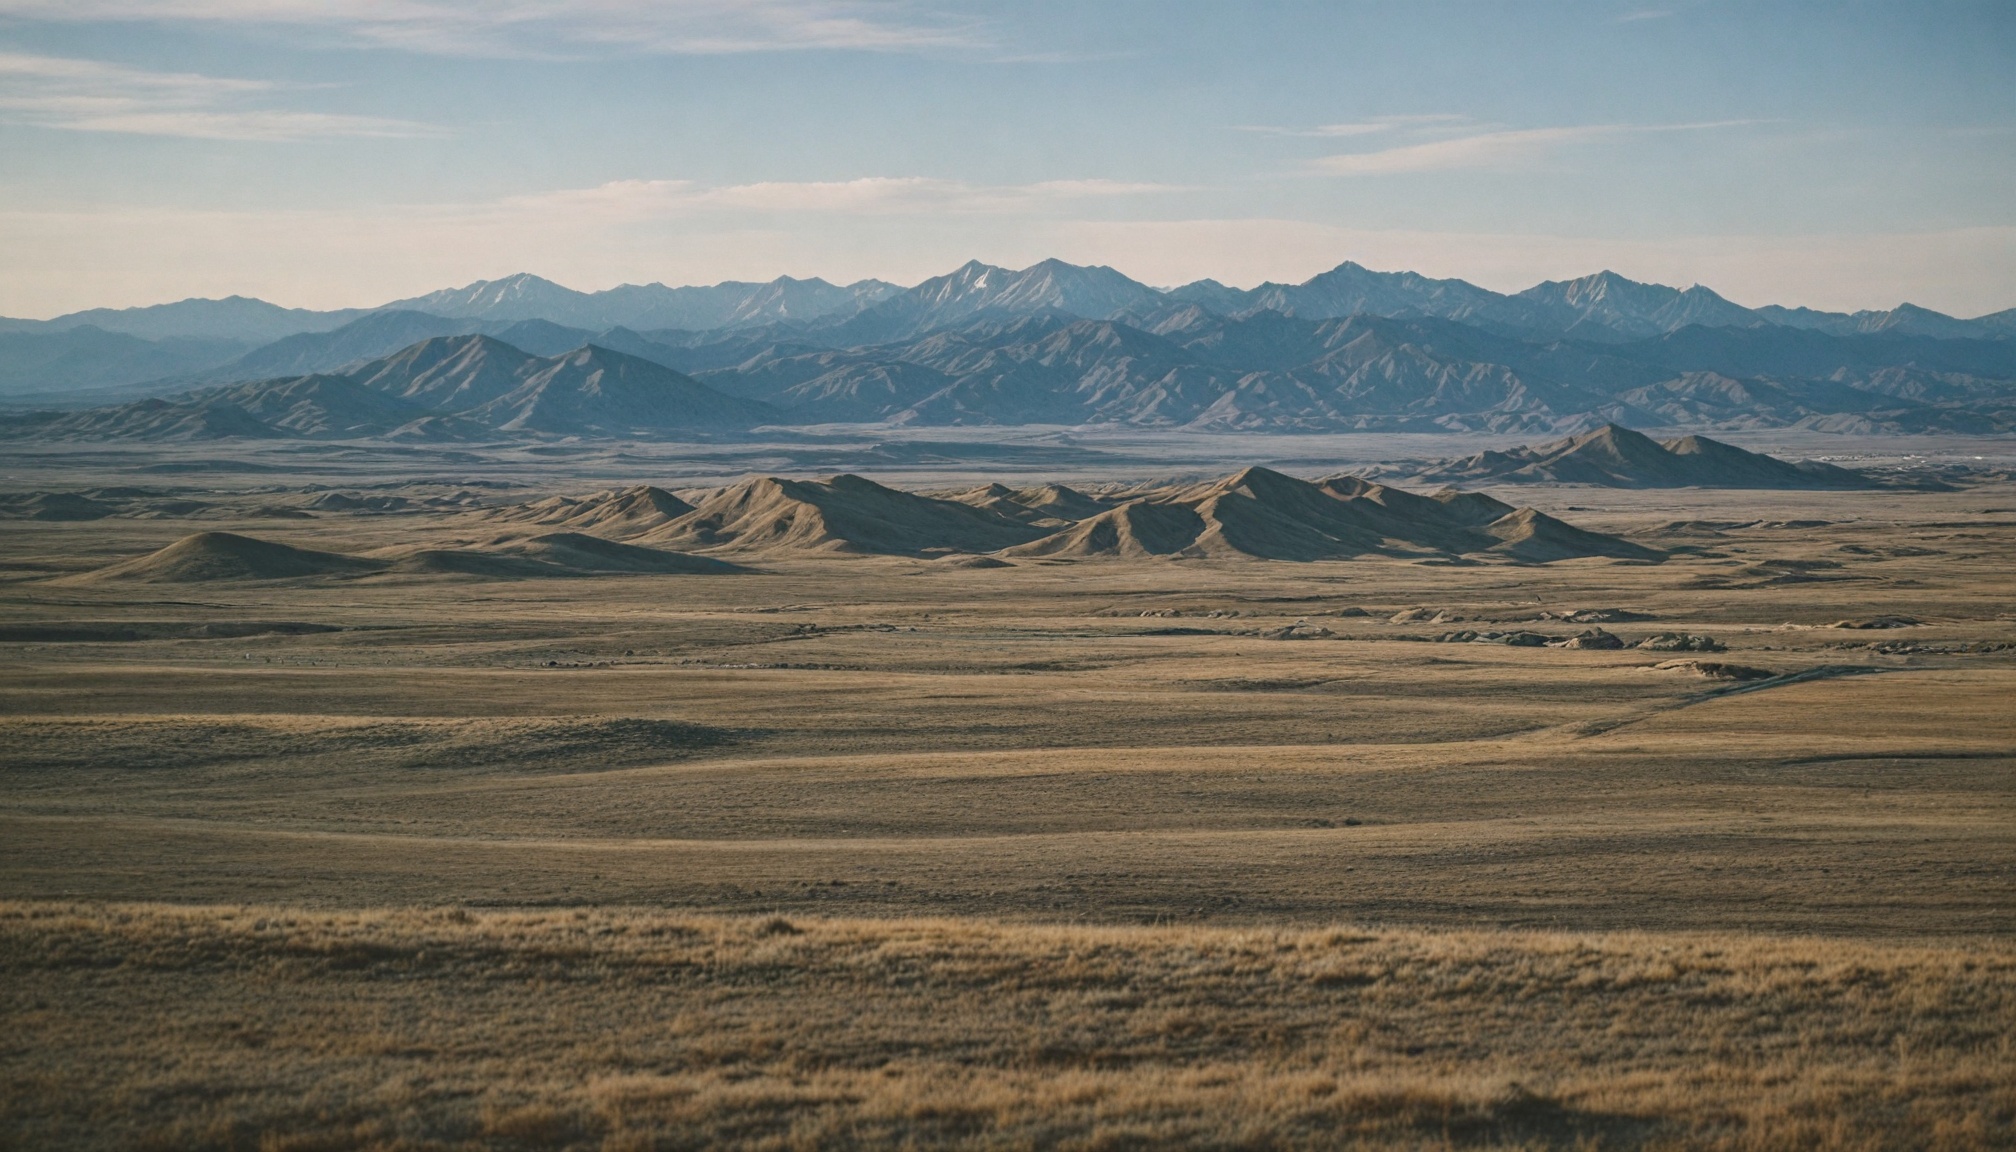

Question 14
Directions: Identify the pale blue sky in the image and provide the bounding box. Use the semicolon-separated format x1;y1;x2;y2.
0;1;2011;316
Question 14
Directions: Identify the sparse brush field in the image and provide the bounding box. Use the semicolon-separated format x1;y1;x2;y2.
6;903;2014;1151
2;453;2015;1149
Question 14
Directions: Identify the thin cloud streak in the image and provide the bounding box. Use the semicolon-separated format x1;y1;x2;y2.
0;51;439;139
1236;115;1467;138
0;1;984;58
1319;125;1622;173
502;176;1180;217
58;110;438;141
1317;121;1754;174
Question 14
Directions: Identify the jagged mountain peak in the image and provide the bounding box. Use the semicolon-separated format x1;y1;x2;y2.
955;260;1010;282
1298;259;1456;290
1520;270;1669;307
372;273;899;332
1887;302;1945;318
918;259;1150;307
1228;260;1506;323
430;273;573;307
823;259;1166;344
377;274;592;322
360;331;527;372
1510;272;1769;337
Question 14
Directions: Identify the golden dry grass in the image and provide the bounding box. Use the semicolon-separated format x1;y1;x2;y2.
5;902;2014;1151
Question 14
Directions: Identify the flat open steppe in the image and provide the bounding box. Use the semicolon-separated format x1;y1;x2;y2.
3;451;2014;1149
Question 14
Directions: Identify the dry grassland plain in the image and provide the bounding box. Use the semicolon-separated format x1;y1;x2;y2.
2;440;2014;1150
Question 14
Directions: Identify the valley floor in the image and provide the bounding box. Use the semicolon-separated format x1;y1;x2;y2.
2;450;2013;1149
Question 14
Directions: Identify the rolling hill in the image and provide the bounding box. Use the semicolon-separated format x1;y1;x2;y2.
1042;466;1664;562
603;467;1661;564
474;485;698;536
640;474;1050;557
81;468;1663;574
1414;424;1882;488
374;532;746;577
73;532;386;582
72;527;747;583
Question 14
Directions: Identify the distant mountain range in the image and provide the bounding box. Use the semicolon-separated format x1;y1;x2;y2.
0;295;370;343
10;260;2011;349
4;258;2014;436
377;273;902;332
0;274;901;401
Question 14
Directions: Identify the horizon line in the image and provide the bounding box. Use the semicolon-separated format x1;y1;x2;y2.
9;256;2011;324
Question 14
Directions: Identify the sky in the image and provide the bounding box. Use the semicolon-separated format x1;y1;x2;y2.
0;0;2011;318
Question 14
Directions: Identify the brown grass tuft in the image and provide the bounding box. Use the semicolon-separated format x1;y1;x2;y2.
3;901;2013;1149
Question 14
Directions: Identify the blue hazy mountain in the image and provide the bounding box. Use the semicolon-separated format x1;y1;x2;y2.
0;296;368;342
9;335;771;440
5;259;2012;432
377;273;903;331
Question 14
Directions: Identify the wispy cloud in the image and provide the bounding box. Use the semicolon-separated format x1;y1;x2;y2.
989;49;1136;65
0;1;982;58
1318;125;1622;174
1614;9;1674;23
504;176;1178;217
0;51;438;139
1315;121;1751;175
1236;115;1467;139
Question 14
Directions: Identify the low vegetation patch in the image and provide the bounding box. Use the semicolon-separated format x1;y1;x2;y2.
4;902;2012;1150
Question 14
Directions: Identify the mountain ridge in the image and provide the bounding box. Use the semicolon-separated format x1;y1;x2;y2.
14;307;2016;438
4;335;772;441
9;259;2009;349
379;273;905;332
6;259;2012;434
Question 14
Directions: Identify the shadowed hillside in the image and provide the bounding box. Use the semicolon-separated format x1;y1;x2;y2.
458;469;1662;564
1010;467;1663;562
376;532;747;577
473;485;697;535
7;338;773;441
71;531;387;582
1416;424;1885;488
72;528;746;583
642;474;1050;557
